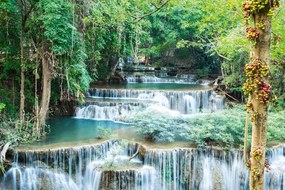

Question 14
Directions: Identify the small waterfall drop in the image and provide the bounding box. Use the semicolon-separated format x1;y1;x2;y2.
84;162;102;190
126;75;196;84
183;95;196;114
76;102;143;120
265;145;285;189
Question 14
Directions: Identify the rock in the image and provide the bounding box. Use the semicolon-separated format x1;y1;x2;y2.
108;72;127;84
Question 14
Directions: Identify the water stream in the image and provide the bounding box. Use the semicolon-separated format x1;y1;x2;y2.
1;73;284;189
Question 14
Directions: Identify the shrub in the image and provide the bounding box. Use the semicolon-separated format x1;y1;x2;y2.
0;115;47;146
128;105;285;148
96;126;112;139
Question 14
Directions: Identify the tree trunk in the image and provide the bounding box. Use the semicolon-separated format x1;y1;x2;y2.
34;63;40;134
19;27;25;121
246;2;273;190
39;52;52;127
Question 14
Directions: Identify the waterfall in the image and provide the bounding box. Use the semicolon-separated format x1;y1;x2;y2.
3;142;284;190
126;75;196;84
265;145;285;189
144;145;285;190
134;166;157;190
0;141;155;190
1;141;116;190
87;88;224;114
84;162;102;190
144;148;249;190
183;95;196;114
76;102;144;120
97;166;157;190
2;167;79;190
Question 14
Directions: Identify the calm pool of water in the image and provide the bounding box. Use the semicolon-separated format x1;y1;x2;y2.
31;117;127;146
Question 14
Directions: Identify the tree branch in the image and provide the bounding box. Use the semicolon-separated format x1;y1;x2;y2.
216;87;240;103
135;0;170;22
208;39;231;61
129;145;140;161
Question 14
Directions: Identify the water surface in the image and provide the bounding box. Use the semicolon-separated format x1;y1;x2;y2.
30;117;127;147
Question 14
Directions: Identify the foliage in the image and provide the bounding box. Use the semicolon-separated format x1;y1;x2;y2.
96;126;112;139
0;115;46;146
36;0;92;101
0;0;284;148
216;0;285;100
0;103;5;113
129;105;285;148
101;141;127;169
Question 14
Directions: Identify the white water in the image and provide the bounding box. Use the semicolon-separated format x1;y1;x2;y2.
84;162;102;190
82;88;225;120
76;74;225;121
76;102;144;121
2;142;285;190
134;166;157;190
126;75;196;84
265;145;285;190
144;149;249;190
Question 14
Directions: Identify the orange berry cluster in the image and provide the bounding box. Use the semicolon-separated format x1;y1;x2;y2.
243;0;280;17
250;111;259;122
265;158;270;172
251;148;263;161
242;1;254;19
256;80;272;103
245;60;269;78
251;167;261;180
243;60;272;103
246;102;253;111
243;0;280;23
246;27;260;40
243;0;266;19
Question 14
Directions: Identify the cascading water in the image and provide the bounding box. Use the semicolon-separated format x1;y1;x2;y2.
1;142;285;190
0;141;155;190
144;148;249;190
76;102;145;120
87;88;224;114
265;145;285;189
4;71;283;190
75;74;225;121
126;75;196;84
183;95;197;114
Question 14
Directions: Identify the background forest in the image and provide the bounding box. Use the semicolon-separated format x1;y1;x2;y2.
0;0;284;145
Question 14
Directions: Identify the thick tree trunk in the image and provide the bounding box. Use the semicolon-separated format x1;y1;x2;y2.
39;53;52;127
249;3;271;190
19;27;25;121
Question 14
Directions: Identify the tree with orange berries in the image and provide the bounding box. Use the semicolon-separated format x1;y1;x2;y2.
242;0;280;189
